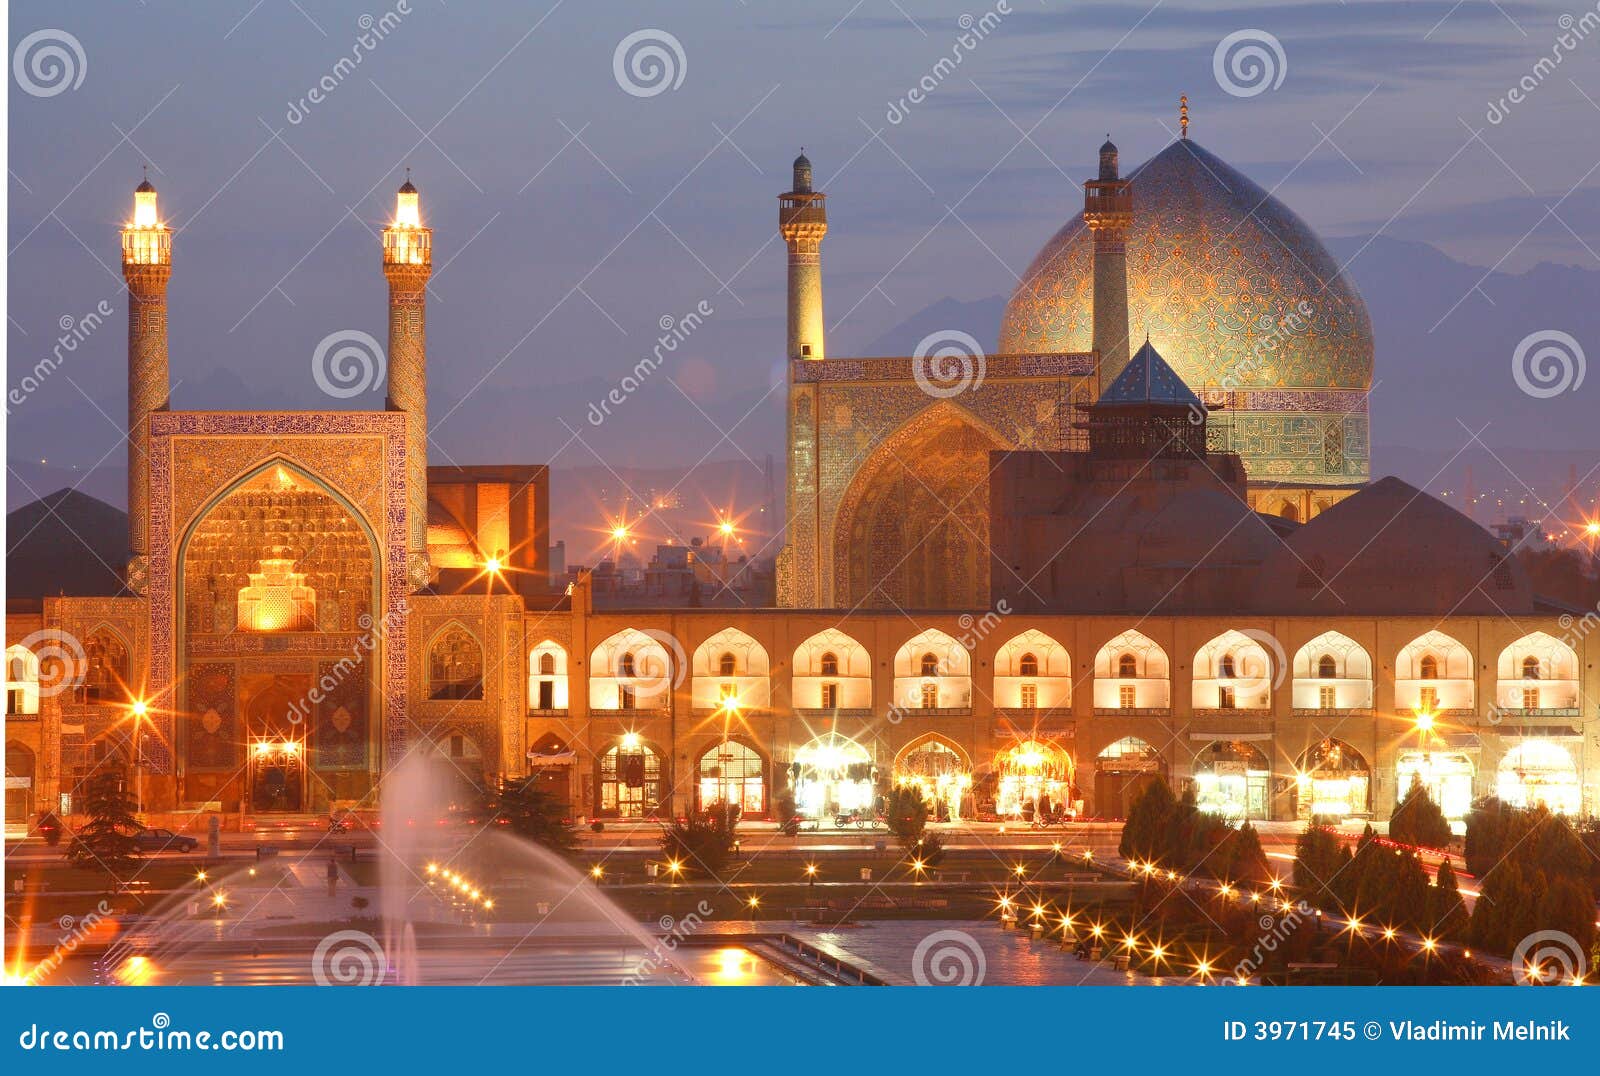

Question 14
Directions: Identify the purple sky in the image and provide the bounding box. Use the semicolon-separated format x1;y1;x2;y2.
8;0;1599;522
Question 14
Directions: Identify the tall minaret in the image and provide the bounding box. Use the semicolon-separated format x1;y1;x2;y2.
1083;136;1133;394
381;173;432;588
778;152;827;361
121;172;172;595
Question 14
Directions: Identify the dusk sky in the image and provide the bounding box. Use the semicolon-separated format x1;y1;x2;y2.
8;0;1599;523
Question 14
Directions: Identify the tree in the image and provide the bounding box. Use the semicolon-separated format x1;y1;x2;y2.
884;784;929;853
1534;878;1597;968
1429;860;1468;940
659;803;739;878
1389;775;1452;850
494;775;577;854
66;769;141;880
1292;824;1348;907
1463;797;1513;878
1213;822;1271;884
1119;777;1178;864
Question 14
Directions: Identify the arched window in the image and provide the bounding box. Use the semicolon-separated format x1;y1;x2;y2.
1317;654;1337;679
1219;653;1237;678
80;629;130;704
920;652;939;677
529;641;568;711
619;652;637;678
1419;655;1438;679
820;652;839;676
5;645;40;716
428;626;484;700
1018;653;1039;677
1117;653;1137;678
698;741;765;815
921;682;939;709
539;652;555;676
1521;655;1541;680
718;651;737;677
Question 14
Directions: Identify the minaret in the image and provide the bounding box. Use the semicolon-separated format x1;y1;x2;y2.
778;152;827;361
121;172;172;595
1083;135;1133;394
381;172;433;589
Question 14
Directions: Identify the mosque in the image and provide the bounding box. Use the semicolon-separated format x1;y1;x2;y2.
4;106;1594;834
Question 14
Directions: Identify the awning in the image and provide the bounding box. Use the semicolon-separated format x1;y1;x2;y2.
526;751;577;766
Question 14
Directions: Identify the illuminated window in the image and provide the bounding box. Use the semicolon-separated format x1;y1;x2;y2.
1521;655;1541;680
1219;654;1237;679
1319;685;1337;709
1522;687;1540;710
719;683;737;704
619;652;637;679
1117;654;1137;678
1218;686;1236;709
539;653;555;676
1419;655;1439;680
698;741;764;815
718;651;737;677
1118;684;1136;708
618;684;636;710
1020;683;1038;709
820;652;839;676
921;682;939;709
821;682;838;709
1419;686;1439;711
236;549;317;632
1018;653;1039;677
428;627;484;701
5;646;39;716
1317;655;1337;679
919;652;939;677
598;743;660;818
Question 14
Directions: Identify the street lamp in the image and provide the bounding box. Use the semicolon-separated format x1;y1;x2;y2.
129;699;149;815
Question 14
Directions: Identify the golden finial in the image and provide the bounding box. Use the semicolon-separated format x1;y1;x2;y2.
1180;95;1189;139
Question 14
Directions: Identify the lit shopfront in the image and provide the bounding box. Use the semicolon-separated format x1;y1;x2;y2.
1496;739;1580;815
1294;739;1370;820
1193;740;1269;821
893;738;971;821
994;740;1074;819
697;740;766;816
1396;750;1475;822
791;735;877;818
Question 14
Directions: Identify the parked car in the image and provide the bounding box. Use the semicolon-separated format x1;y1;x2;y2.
133;827;198;853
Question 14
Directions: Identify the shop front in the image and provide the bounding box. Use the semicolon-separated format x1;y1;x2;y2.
1294;738;1370;820
1094;737;1165;819
893;738;971;821
697;740;766;817
1395;749;1475;822
790;735;877;819
1193;740;1269;821
993;740;1074;819
1496;739;1581;815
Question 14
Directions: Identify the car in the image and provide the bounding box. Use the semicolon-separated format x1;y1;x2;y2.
133;827;198;853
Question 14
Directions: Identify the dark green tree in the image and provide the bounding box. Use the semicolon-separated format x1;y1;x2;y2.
1535;878;1597;966
1213;822;1271;884
1429;860;1468;940
66;769;141;880
659;803;739;879
494;774;578;854
1389;775;1452;850
1118;777;1177;865
1292;824;1348;907
1463;797;1513;877
883;784;929;853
